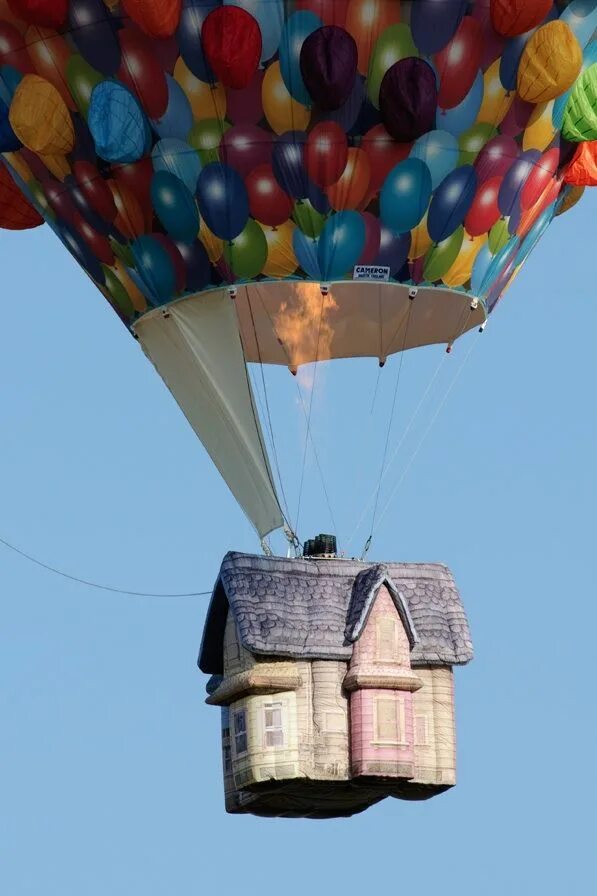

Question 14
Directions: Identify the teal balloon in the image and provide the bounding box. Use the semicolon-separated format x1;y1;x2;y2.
561;1;597;50
152;138;201;193
318;211;366;279
293;227;321;279
131;235;176;305
479;237;519;295
152;74;194;140
380;158;432;234
410;130;459;189
279;11;322;105
471;243;494;295
151;171;200;244
438;69;483;137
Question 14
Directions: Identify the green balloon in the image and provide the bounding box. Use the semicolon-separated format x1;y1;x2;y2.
458;124;497;166
562;62;597;142
102;265;134;317
66;55;103;118
423;227;464;282
367;24;418;108
223;219;268;279
488;218;510;254
109;238;135;267
188;118;230;166
292;199;326;237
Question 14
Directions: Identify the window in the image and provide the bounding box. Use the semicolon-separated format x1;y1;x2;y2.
375;696;401;743
264;702;284;747
377;617;398;660
223;744;232;774
415;715;429;747
233;709;247;755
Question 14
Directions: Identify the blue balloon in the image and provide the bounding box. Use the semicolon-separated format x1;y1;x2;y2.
411;0;467;55
561;1;597;49
427;166;477;243
151;171;200;244
0;65;22;105
196;163;249;241
272;131;309;199
175;239;212;292
498;149;541;217
152;138;201;192
293;228;321;279
0;99;20;151
132;236;177;305
177;0;218;82
515;205;555;267
225;0;284;62
437;69;483;136
68;0;121;76
279;11;322;106
58;224;105;285
380;158;432;234
88;81;150;164
318;211;366;280
471;243;494;295
152;75;194;140
411;130;459;190
126;265;161;305
479;237;519;296
334;76;367;133
374;227;411;277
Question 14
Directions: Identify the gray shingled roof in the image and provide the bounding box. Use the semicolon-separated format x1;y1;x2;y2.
199;552;473;674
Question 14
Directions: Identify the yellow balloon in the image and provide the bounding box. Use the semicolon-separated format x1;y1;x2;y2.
174;56;226;121
522;101;556;151
199;218;224;263
112;259;147;313
261;221;298;278
2;151;33;183
9;74;74;155
518;21;582;104
556;184;584;217
442;233;487;288
408;211;432;260
38;152;71;181
262;61;310;135
478;59;514;127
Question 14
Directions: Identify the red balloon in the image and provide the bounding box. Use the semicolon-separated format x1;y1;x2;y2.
152;233;186;292
74;211;115;265
520;147;560;211
464;176;502;237
357;212;381;264
118;27;169;119
471;3;506;69
0;164;43;229
122;0;182;39
564;141;597;188
202;6;261;90
246;164;293;226
221;125;273;177
435;16;483;110
112;157;154;230
305;121;348;188
7;0;67;30
295;0;346;27
500;95;534;138
361;124;411;193
226;69;264;126
73;161;118;223
107;179;145;239
0;21;34;72
474;135;519;183
490;0;552;38
45;178;80;228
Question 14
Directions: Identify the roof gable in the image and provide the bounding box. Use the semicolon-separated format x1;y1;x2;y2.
198;552;473;674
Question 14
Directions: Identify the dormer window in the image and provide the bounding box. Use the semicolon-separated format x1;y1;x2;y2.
233;709;248;756
377;616;398;661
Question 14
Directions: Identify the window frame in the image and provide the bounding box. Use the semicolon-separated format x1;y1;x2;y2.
414;714;429;747
376;616;399;662
263;701;284;749
232;708;248;757
372;694;407;746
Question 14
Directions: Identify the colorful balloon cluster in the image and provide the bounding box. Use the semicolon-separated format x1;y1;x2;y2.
0;0;596;323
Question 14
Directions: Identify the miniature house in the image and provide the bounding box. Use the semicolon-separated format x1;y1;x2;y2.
199;550;473;818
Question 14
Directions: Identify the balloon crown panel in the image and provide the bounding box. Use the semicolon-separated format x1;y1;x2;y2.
0;0;596;326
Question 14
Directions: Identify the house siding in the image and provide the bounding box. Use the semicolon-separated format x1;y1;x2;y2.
411;666;456;786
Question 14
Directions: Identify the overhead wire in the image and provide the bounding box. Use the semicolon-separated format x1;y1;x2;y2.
0;534;212;597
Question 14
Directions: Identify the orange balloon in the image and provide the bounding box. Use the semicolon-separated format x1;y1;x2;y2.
262;61;310;135
112;258;148;313
326;148;371;210
9;74;74;155
517;21;582;104
199;217;224;263
478;59;514;126
408;211;432;260
345;0;401;75
563;141;597;187
107;180;145;239
522;100;555;151
2;150;33;183
174;56;227;121
38;152;71;181
261;221;298;277
26;26;76;110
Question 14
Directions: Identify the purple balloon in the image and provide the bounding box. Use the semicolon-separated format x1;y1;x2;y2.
474;136;519;183
300;26;357;111
175;239;211;291
272;131;309;198
374;227;411;277
428;166;477;243
324;75;366;132
411;0;467;55
358;212;381;264
500;96;534;137
307;179;330;215
68;0;121;76
498;150;541;217
379;58;437;143
221;125;273;177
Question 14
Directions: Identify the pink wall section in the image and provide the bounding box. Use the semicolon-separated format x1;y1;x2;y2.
349;586;415;778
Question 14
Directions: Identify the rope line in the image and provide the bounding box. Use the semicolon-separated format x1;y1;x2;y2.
0;535;212;598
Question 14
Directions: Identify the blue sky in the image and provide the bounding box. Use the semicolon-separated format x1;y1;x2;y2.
2;190;596;895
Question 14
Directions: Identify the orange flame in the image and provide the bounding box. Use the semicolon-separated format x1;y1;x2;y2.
274;282;338;372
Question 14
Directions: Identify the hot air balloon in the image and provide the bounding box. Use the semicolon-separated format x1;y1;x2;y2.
1;0;596;820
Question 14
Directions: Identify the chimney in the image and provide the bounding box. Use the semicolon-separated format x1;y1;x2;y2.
303;534;337;559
